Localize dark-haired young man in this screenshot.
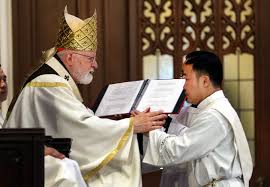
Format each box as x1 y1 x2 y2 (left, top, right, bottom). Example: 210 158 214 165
142 51 253 187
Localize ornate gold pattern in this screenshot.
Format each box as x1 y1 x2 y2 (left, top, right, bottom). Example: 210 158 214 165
140 0 175 56
138 0 255 74
181 0 215 53
222 0 255 53
56 10 97 52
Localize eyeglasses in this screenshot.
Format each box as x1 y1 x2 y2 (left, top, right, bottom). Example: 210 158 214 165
179 73 186 79
72 52 96 63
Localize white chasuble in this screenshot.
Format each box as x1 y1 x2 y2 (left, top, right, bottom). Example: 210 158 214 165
4 57 142 187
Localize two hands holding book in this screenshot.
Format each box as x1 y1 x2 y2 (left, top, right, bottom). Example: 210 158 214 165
132 107 168 134
131 107 167 134
112 107 168 134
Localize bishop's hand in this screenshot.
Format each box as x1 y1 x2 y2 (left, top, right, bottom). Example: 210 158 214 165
132 109 167 133
45 146 65 159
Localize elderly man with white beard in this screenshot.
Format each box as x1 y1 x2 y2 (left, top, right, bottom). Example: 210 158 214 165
4 6 167 187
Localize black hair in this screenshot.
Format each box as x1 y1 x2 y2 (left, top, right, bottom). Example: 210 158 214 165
184 51 223 87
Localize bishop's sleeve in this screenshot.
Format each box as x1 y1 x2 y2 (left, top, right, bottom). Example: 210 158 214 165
45 156 87 187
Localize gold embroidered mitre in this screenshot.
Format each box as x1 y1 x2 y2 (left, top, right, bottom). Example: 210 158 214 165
56 6 97 51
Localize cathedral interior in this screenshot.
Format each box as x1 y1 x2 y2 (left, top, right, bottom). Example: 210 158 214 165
0 0 269 186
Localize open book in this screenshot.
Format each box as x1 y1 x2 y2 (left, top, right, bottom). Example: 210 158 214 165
92 79 186 117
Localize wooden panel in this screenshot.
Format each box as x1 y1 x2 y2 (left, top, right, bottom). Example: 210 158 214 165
142 170 162 187
0 128 44 187
103 0 129 84
12 0 72 94
128 0 140 80
253 0 270 186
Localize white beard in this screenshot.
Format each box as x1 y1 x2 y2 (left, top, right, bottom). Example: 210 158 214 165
78 73 93 84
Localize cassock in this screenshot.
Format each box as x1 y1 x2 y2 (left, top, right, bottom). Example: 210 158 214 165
159 106 194 187
143 90 253 187
4 56 142 187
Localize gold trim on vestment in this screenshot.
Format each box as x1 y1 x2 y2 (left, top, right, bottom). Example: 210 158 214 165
26 82 70 88
83 117 134 182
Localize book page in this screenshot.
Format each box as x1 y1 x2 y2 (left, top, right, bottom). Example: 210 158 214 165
136 79 185 113
95 80 144 116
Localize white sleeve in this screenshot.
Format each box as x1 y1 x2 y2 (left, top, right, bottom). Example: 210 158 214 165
143 110 228 166
167 116 188 135
45 156 87 187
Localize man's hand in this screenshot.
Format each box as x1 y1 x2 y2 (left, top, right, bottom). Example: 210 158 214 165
131 107 151 116
45 146 65 159
132 110 167 133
